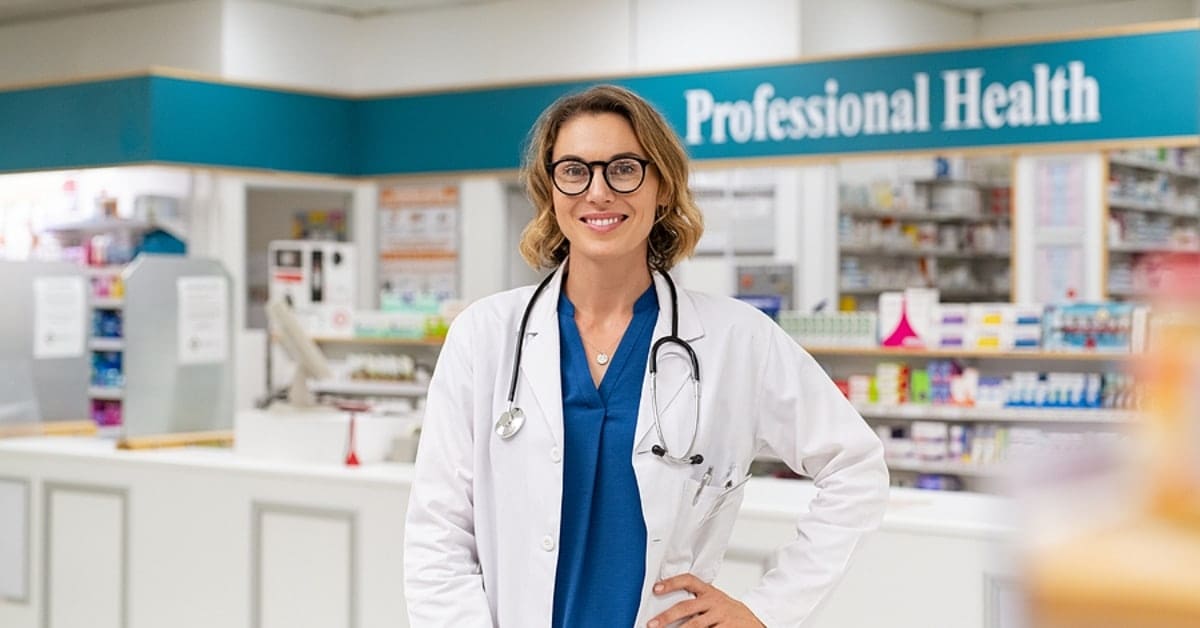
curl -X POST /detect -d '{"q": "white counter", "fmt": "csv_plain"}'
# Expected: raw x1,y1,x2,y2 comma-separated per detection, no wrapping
0,436,1017,628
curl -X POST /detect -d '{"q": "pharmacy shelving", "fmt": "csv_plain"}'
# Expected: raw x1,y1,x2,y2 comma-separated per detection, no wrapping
309,379,428,398
802,342,1135,492
1105,147,1200,300
854,404,1136,424
1108,154,1200,179
270,333,441,403
87,386,123,401
88,338,125,352
839,207,1010,224
838,244,1010,260
804,346,1129,361
886,459,1004,478
311,335,445,348
838,171,1013,306
86,265,127,426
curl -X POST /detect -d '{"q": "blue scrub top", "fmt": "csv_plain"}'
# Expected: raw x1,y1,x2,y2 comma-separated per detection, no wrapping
552,285,658,628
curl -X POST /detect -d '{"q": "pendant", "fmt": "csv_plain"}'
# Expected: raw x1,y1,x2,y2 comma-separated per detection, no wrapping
595,352,610,366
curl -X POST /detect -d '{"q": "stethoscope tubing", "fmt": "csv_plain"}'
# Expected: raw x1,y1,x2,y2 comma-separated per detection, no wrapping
501,267,703,465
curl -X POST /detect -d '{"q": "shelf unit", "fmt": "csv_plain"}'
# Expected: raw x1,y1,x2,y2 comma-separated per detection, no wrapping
854,404,1136,424
311,335,444,348
1105,147,1200,300
86,265,127,426
838,164,1013,307
310,379,429,398
805,344,1134,492
270,333,443,401
886,459,1004,478
805,346,1129,361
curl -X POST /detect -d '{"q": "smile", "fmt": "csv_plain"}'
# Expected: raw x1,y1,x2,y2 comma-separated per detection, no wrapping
582,215,627,227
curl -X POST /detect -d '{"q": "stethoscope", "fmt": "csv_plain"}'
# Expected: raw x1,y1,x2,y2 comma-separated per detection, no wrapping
494,269,705,465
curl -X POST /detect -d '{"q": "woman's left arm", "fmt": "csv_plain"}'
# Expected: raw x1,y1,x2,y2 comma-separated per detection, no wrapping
738,323,890,627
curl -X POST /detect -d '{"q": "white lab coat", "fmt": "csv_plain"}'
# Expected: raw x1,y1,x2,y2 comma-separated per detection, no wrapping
404,267,888,627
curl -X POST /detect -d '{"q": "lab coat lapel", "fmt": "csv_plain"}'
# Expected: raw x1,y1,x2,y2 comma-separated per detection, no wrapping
633,271,705,450
519,265,566,448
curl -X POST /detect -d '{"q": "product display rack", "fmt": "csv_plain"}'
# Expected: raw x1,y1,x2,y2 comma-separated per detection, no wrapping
1105,147,1200,300
270,334,443,402
86,265,126,426
802,345,1135,492
853,404,1136,424
804,346,1127,361
838,174,1013,307
311,335,445,348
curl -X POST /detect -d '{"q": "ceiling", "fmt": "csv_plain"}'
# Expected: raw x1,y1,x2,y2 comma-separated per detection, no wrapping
914,0,1128,12
0,0,498,25
0,0,1155,26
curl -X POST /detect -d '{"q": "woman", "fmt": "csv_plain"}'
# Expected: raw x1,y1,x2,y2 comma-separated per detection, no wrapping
404,85,888,628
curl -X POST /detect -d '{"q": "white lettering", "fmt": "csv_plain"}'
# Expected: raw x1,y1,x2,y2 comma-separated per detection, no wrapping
1069,61,1100,122
890,89,915,133
942,68,983,130
788,97,807,139
1034,64,1050,125
1050,65,1070,124
862,91,888,135
767,99,790,140
982,82,1008,129
806,97,825,139
838,93,864,136
824,78,839,138
684,89,714,145
752,83,775,141
729,102,754,143
712,102,733,144
1007,81,1034,127
915,73,930,131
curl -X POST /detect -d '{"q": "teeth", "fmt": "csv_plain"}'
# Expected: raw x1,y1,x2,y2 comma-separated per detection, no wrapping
586,216,621,227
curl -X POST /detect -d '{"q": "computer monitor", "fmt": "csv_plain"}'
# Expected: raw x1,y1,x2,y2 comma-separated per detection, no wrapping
266,299,333,407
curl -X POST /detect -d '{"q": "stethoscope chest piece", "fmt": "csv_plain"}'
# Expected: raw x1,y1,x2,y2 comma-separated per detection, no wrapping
495,407,525,440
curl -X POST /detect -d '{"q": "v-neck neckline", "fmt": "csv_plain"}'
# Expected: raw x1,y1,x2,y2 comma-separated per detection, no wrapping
559,286,658,396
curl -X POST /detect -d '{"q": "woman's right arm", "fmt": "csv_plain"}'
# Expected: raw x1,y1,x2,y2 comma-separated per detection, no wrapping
403,312,494,626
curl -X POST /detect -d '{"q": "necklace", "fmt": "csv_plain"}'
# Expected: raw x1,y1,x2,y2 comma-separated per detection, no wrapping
582,336,619,366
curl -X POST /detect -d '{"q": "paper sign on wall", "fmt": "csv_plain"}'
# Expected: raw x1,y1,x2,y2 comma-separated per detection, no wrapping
32,276,85,359
177,276,229,365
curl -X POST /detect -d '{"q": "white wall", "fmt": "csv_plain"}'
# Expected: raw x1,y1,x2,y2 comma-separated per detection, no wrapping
0,0,222,86
221,0,356,91
979,0,1195,40
633,0,801,72
800,0,976,56
353,0,633,93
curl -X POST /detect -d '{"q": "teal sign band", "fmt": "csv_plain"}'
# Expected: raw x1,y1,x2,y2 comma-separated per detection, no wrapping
0,77,152,172
0,27,1196,176
150,77,356,175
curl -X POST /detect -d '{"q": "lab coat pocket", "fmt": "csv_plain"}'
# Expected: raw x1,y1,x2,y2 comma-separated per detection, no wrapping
659,474,747,582
691,478,750,582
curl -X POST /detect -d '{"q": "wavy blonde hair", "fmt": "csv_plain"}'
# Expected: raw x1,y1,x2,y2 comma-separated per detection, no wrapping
518,84,704,271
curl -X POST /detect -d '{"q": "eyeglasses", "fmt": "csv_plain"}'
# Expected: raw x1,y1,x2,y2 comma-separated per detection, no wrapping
546,157,652,196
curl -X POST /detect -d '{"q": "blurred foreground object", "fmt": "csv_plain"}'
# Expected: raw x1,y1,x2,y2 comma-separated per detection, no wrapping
1026,253,1200,628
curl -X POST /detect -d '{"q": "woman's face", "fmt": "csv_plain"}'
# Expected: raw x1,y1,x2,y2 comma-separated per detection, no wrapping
549,112,661,268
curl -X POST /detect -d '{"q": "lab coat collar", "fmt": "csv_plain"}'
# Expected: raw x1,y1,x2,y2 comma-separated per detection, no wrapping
519,264,567,447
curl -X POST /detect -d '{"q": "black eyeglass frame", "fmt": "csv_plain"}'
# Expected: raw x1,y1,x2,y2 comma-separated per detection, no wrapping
545,156,653,196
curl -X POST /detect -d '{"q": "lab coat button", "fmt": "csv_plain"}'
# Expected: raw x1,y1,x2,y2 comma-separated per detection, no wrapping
541,535,556,551
550,447,562,463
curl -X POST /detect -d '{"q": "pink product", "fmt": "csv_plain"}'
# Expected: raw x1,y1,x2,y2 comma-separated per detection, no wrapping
91,276,114,298
91,399,122,426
